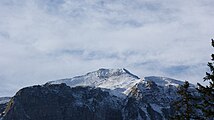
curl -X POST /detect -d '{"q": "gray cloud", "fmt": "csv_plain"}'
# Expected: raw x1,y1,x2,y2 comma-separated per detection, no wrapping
0,0,213,97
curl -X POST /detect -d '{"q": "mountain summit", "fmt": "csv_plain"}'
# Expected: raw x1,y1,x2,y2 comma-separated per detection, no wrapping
48,68,141,97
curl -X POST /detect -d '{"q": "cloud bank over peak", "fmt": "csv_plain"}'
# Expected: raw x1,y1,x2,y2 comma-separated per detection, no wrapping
0,0,213,96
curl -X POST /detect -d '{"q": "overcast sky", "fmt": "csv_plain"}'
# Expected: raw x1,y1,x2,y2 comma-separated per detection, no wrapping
0,0,214,97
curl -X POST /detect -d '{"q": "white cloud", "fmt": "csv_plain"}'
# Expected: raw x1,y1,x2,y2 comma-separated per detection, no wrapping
0,0,213,96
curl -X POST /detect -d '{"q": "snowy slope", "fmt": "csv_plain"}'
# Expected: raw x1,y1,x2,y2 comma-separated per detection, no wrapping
144,76,184,87
49,68,141,96
144,76,196,88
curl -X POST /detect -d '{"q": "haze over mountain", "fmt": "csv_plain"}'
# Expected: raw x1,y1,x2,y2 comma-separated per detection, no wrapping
0,0,213,97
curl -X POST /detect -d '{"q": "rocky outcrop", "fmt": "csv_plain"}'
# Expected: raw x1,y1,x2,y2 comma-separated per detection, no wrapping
122,81,178,120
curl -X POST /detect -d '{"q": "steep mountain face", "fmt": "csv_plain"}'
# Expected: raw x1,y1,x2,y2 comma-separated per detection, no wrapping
123,80,178,120
2,68,188,120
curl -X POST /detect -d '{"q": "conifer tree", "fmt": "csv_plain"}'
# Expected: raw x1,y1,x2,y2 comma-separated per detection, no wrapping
171,81,198,120
197,39,214,119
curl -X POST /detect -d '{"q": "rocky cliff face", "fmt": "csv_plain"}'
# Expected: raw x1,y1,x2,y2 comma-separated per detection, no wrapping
1,69,193,120
3,83,123,120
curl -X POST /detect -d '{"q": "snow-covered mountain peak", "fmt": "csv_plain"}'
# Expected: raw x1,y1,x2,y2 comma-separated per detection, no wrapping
2,69,195,120
48,68,140,96
48,69,191,98
85,68,139,79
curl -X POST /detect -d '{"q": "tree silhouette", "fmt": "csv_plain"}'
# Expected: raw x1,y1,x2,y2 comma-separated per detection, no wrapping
197,39,214,119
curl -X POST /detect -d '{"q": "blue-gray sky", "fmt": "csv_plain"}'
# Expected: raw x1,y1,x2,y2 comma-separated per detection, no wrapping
0,0,214,97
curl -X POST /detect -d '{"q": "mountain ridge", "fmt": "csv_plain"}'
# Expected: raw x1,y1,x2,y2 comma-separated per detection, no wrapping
1,68,193,120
